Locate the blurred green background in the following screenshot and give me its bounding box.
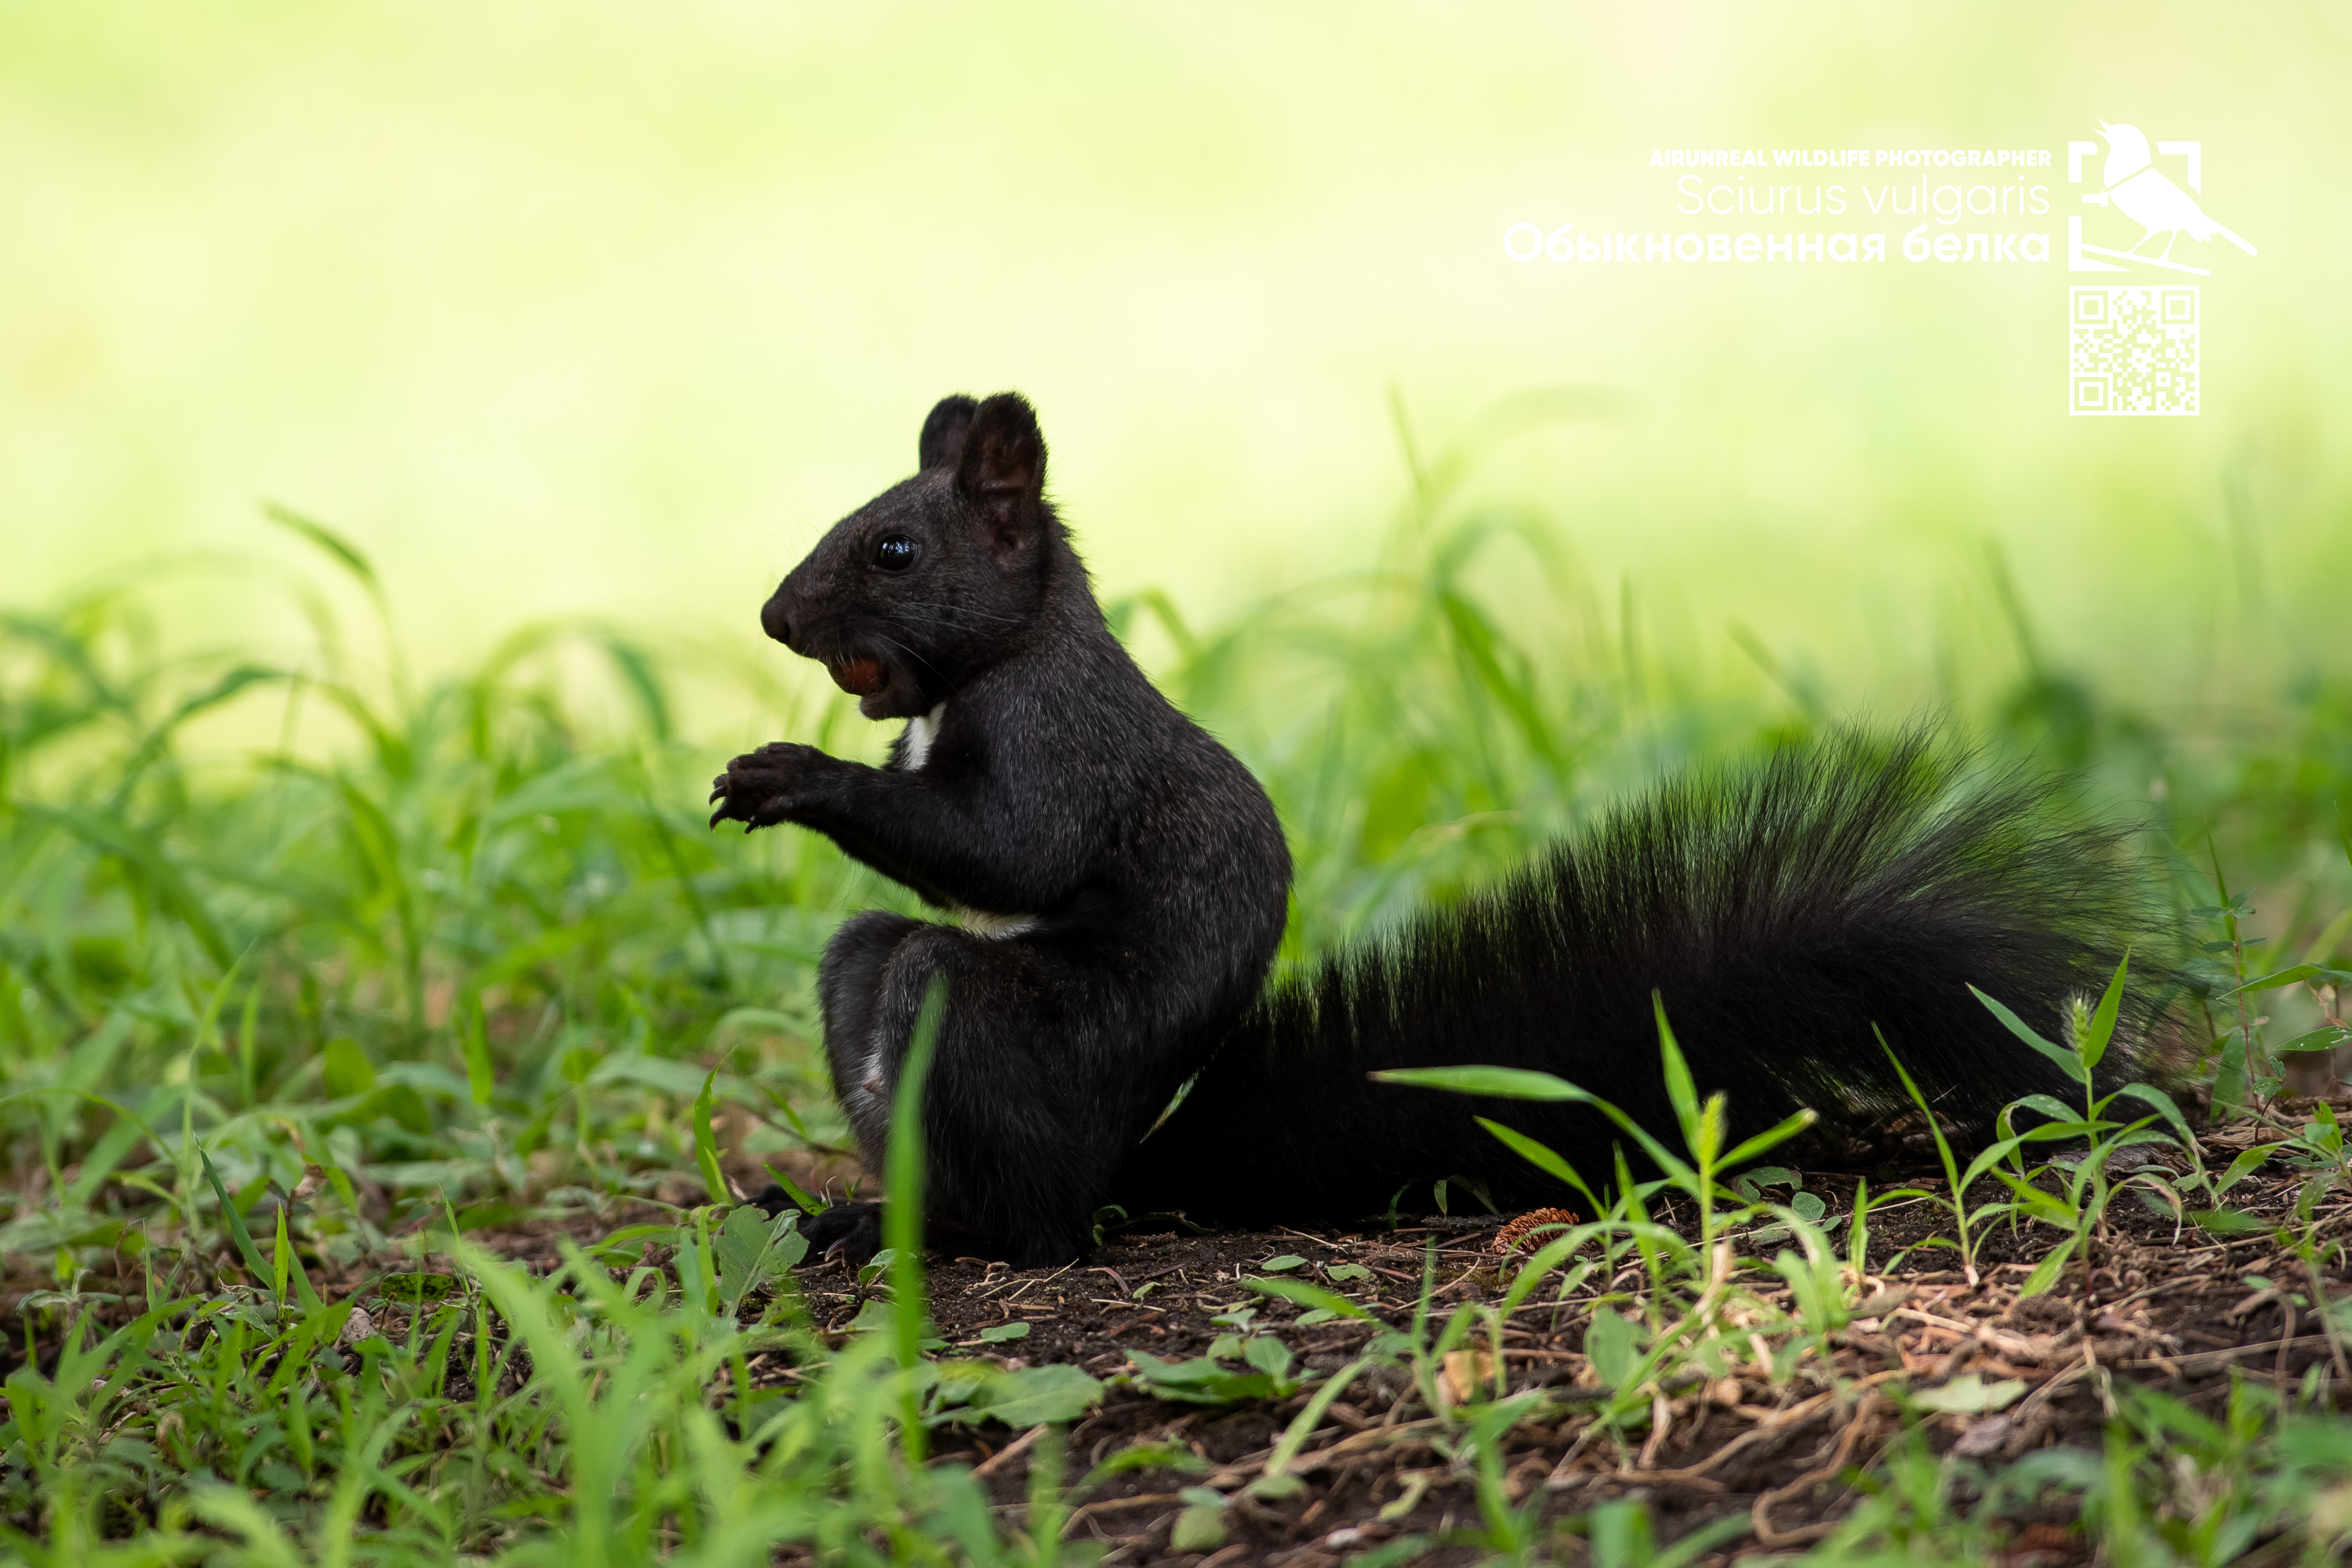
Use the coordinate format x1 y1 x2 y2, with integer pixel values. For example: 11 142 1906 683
3 0 2349 1242
5 2 2343 711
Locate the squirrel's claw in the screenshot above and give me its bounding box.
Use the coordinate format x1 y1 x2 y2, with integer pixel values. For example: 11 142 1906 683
800 1200 884 1272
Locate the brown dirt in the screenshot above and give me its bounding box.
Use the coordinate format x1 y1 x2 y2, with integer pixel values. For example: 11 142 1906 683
773 1105 2352 1566
16 1104 2352 1565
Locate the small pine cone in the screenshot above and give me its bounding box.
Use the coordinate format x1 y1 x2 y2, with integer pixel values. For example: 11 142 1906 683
1493 1207 1581 1256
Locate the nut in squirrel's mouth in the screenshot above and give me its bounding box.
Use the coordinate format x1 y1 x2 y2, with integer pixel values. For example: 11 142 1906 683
826 656 887 697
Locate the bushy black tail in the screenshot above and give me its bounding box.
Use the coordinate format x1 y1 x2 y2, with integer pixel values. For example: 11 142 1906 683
1109 730 2169 1222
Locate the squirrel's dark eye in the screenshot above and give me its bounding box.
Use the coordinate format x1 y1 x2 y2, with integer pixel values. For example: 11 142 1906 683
873 534 919 573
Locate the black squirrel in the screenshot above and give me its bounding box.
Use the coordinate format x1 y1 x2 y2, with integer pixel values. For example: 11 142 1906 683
711 392 2160 1267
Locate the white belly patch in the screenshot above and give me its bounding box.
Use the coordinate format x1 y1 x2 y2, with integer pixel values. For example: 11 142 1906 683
901 702 947 771
957 907 1040 939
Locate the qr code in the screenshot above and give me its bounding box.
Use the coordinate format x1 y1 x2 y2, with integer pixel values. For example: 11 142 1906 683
2069 287 2198 416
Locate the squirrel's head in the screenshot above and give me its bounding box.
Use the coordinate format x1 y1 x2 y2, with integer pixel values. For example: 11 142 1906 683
762 391 1056 720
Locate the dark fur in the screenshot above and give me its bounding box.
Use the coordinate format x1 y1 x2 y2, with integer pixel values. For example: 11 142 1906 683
1112 735 2153 1220
716 393 2159 1266
713 393 1289 1264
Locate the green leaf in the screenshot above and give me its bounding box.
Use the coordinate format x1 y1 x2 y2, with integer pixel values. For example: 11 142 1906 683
1996 1174 2078 1228
712 1203 797 1307
969 1364 1101 1426
1734 1165 1799 1197
1325 1263 1372 1283
1474 1118 1597 1209
1242 1336 1294 1379
1970 985 2085 1082
1652 995 1701 1143
1500 1232 1597 1313
2017 1237 2079 1299
1258 1254 1307 1272
759 1162 822 1217
1170 1503 1226 1553
766 1214 809 1273
2110 1083 2197 1153
977 1321 1031 1343
1718 1108 1822 1170
1124 1350 1287 1406
1958 1134 2036 1196
1265 1359 1368 1478
2007 1092 2081 1125
2077 952 2130 1074
1878 1029 1966 1200
2212 1143 2283 1198
1584 1308 1642 1390
1372 1065 1580 1101
2224 964 2352 997
1126 1352 1237 1387
2276 1027 2352 1056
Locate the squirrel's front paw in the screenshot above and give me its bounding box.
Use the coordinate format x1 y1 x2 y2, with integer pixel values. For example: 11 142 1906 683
798 1200 885 1271
708 742 822 831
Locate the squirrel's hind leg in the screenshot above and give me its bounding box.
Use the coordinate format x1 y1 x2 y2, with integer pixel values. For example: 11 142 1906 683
818 910 928 1171
835 921 1129 1266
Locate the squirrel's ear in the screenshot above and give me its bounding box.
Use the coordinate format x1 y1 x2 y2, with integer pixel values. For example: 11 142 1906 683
954 393 1047 551
918 395 978 470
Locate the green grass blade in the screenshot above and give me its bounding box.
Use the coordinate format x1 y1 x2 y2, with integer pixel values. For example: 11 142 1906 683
1264 1359 1369 1477
266 502 382 595
2017 1236 2079 1299
199 1146 274 1285
1957 1134 2036 1196
760 1162 822 1216
2220 963 2352 997
1372 1065 1582 1101
887 976 947 1463
462 993 495 1107
2212 1143 2285 1199
1651 994 1702 1147
1718 1108 1822 1170
1473 1116 1597 1206
272 1204 292 1301
1968 984 2083 1080
2078 951 2130 1073
2110 1083 2197 1150
692 1070 731 1205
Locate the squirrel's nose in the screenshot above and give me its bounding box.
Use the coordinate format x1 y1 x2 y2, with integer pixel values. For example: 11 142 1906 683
760 590 794 648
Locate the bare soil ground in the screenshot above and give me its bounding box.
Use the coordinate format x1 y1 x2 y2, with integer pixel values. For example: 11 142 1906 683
13 1107 2350 1566
803 1109 2352 1566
